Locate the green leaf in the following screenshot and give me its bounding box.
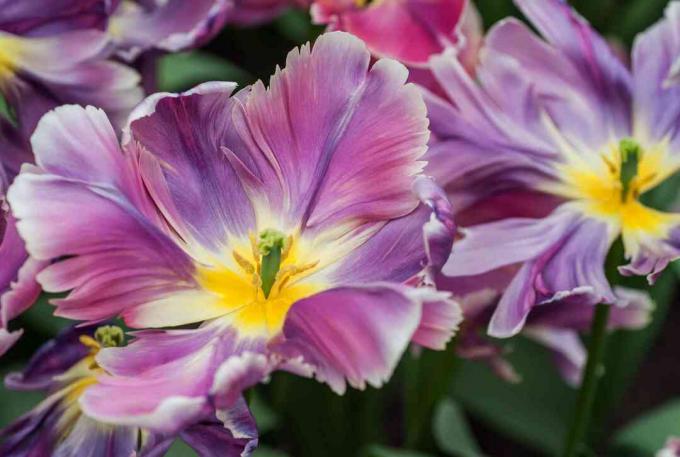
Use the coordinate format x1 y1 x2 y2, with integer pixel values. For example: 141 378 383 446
157 52 253 93
250 389 279 433
165 440 197 457
19 293 72 336
273 9 322 44
451 337 575 456
252 447 290 457
433 398 485 457
0 365 43 428
361 445 436 457
611 399 680 456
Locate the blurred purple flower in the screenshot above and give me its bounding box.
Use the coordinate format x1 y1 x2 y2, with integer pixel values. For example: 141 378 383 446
425 0 680 337
8 32 461 435
1 325 257 457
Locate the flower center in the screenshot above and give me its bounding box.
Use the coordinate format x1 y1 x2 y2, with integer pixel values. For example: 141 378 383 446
547 138 678 236
197 230 323 337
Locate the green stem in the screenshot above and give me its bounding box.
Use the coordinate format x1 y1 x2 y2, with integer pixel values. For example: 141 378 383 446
405 337 459 449
562 303 611 457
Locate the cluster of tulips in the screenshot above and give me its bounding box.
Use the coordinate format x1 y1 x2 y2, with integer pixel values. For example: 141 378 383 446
1 0 680 456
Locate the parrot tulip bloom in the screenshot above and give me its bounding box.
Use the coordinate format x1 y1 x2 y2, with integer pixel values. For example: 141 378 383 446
425 0 680 337
310 0 481 71
8 32 460 434
0 325 257 457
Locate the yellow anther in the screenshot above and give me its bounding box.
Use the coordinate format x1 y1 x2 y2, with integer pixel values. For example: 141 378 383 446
281 235 293 261
79 335 101 352
249 232 259 259
233 251 255 274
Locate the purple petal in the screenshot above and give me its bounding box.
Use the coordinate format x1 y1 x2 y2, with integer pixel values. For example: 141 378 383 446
408 287 462 350
619 222 680 284
8 106 197 326
312 0 466 66
235 31 428 231
53 416 138 457
0 213 45 358
278 284 421 394
483 209 615 337
0 0 109 36
5 325 92 391
126 82 256 249
82 324 265 434
181 400 258 457
514 0 632 136
330 177 455 285
110 0 232 61
5 30 142 132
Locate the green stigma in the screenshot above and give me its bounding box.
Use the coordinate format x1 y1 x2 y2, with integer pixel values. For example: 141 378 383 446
619 138 641 202
94 325 125 348
257 229 286 298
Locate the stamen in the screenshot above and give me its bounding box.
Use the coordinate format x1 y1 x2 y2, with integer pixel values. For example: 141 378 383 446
94 325 125 348
233 251 255 274
619 138 641 202
257 229 286 298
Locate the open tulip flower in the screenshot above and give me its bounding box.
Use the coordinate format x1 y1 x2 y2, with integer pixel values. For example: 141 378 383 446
311 0 481 71
426 0 680 337
0 325 257 457
8 31 461 434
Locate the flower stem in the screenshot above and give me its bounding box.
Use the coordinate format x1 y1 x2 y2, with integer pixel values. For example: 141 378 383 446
405 337 459 449
562 303 611 457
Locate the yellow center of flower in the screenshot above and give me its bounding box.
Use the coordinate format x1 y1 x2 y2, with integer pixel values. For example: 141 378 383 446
55 327 125 434
196 229 324 337
0 35 22 84
544 137 680 254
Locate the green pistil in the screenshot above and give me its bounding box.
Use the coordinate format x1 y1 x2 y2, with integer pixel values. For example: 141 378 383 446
94 325 125 348
619 138 641 202
258 229 286 298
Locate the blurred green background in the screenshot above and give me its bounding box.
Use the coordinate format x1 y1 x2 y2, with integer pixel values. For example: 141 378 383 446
2 1 680 456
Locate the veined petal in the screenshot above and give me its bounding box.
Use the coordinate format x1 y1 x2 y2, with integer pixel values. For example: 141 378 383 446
110 0 232 61
312 0 465 66
277 284 421 394
0 0 109 36
180 400 258 457
83 324 265 433
4 30 143 132
5 326 92 391
8 106 197 326
408 287 462 350
235 31 428 232
632 2 680 153
126 82 256 250
514 0 632 136
481 209 616 337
